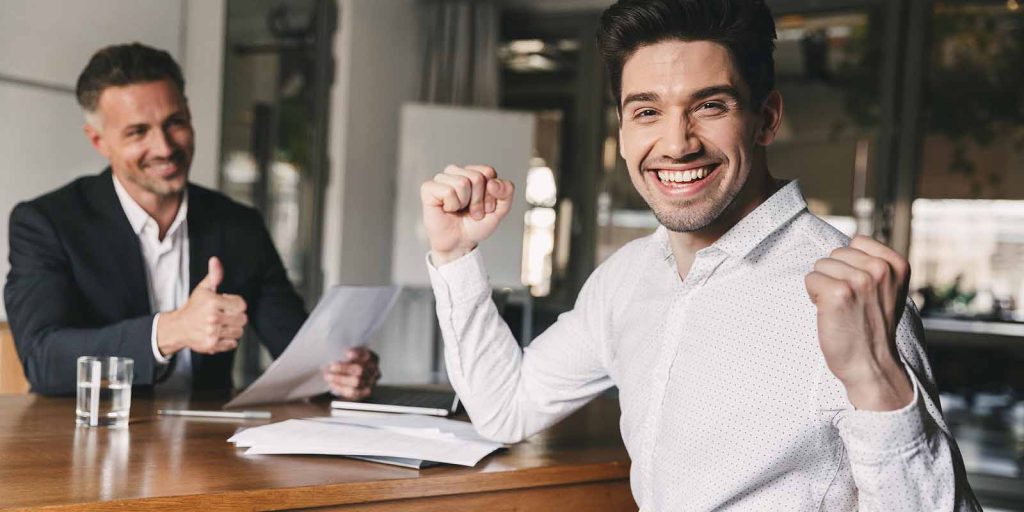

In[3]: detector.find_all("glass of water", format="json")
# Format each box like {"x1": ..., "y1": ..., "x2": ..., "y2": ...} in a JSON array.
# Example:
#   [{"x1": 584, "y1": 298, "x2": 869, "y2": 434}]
[{"x1": 76, "y1": 356, "x2": 133, "y2": 428}]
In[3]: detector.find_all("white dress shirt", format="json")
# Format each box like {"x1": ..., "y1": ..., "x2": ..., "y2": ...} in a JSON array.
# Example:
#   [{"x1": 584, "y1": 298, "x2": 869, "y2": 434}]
[
  {"x1": 427, "y1": 181, "x2": 979, "y2": 511},
  {"x1": 112, "y1": 175, "x2": 192, "y2": 389}
]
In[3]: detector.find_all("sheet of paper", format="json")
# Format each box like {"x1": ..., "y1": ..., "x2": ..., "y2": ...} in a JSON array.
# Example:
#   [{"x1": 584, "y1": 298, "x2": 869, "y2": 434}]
[
  {"x1": 225, "y1": 286, "x2": 400, "y2": 408},
  {"x1": 229, "y1": 419, "x2": 502, "y2": 467},
  {"x1": 316, "y1": 410, "x2": 496, "y2": 444}
]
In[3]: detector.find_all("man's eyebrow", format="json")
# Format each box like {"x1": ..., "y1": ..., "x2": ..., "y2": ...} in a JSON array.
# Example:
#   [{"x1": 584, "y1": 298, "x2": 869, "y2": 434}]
[
  {"x1": 121, "y1": 123, "x2": 148, "y2": 134},
  {"x1": 691, "y1": 85, "x2": 743, "y2": 103},
  {"x1": 621, "y1": 91, "x2": 660, "y2": 108}
]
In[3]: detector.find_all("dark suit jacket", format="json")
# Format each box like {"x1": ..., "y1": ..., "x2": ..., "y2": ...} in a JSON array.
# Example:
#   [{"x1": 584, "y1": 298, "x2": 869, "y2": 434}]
[{"x1": 4, "y1": 169, "x2": 307, "y2": 395}]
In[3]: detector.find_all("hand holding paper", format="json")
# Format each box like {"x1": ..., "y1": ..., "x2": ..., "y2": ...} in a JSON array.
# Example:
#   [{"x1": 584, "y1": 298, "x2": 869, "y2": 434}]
[
  {"x1": 225, "y1": 286, "x2": 399, "y2": 409},
  {"x1": 324, "y1": 347, "x2": 381, "y2": 400}
]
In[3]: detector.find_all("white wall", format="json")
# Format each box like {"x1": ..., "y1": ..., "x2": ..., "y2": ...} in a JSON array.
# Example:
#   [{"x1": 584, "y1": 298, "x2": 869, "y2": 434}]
[
  {"x1": 181, "y1": 0, "x2": 227, "y2": 190},
  {"x1": 323, "y1": 0, "x2": 422, "y2": 287},
  {"x1": 0, "y1": 0, "x2": 225, "y2": 320}
]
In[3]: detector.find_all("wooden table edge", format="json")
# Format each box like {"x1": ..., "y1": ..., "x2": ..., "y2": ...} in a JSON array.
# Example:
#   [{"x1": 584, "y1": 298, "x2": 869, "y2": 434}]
[{"x1": 9, "y1": 460, "x2": 632, "y2": 511}]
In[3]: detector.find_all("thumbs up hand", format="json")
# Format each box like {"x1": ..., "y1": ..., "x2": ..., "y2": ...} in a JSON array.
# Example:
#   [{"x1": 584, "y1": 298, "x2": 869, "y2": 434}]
[{"x1": 156, "y1": 257, "x2": 249, "y2": 357}]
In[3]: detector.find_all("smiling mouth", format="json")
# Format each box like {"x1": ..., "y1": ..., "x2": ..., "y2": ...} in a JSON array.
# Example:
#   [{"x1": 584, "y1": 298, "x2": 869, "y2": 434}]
[
  {"x1": 144, "y1": 156, "x2": 186, "y2": 174},
  {"x1": 652, "y1": 163, "x2": 718, "y2": 184}
]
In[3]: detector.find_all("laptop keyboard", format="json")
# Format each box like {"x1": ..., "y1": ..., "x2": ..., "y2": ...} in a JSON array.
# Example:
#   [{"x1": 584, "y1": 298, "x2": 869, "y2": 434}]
[{"x1": 367, "y1": 388, "x2": 457, "y2": 410}]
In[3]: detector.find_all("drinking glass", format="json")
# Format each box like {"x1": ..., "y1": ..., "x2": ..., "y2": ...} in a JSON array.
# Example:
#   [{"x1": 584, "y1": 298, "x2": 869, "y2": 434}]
[{"x1": 76, "y1": 356, "x2": 133, "y2": 428}]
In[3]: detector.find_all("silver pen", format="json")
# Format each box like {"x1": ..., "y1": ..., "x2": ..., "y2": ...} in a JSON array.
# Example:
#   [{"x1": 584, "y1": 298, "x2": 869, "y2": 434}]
[{"x1": 157, "y1": 409, "x2": 272, "y2": 420}]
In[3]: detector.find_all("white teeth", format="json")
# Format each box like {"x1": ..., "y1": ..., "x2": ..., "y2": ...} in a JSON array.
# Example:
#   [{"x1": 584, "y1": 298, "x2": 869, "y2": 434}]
[
  {"x1": 657, "y1": 165, "x2": 715, "y2": 184},
  {"x1": 658, "y1": 170, "x2": 684, "y2": 182}
]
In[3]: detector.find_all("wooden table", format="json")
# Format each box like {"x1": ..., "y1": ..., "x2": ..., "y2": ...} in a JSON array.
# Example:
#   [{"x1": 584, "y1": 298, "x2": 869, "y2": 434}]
[{"x1": 0, "y1": 392, "x2": 635, "y2": 511}]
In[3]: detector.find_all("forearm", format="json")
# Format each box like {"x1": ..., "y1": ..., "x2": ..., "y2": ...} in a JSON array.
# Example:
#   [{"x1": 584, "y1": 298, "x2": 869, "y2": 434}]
[
  {"x1": 429, "y1": 250, "x2": 610, "y2": 443},
  {"x1": 14, "y1": 317, "x2": 157, "y2": 395},
  {"x1": 839, "y1": 372, "x2": 981, "y2": 511},
  {"x1": 250, "y1": 288, "x2": 306, "y2": 359},
  {"x1": 431, "y1": 251, "x2": 538, "y2": 443},
  {"x1": 248, "y1": 214, "x2": 308, "y2": 359}
]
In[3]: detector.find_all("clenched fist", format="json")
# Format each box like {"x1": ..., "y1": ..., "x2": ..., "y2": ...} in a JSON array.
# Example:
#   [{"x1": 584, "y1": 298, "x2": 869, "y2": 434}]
[
  {"x1": 420, "y1": 165, "x2": 515, "y2": 266},
  {"x1": 805, "y1": 235, "x2": 914, "y2": 411},
  {"x1": 156, "y1": 256, "x2": 248, "y2": 357}
]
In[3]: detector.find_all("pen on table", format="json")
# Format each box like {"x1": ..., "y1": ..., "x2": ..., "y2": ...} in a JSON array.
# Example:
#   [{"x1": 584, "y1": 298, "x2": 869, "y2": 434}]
[{"x1": 157, "y1": 409, "x2": 272, "y2": 420}]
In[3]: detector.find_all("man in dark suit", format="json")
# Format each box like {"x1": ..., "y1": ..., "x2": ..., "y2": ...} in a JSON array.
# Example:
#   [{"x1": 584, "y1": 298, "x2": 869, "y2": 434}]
[{"x1": 4, "y1": 43, "x2": 380, "y2": 397}]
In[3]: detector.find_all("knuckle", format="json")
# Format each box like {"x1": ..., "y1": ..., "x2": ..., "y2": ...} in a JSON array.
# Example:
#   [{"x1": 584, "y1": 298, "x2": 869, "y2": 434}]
[
  {"x1": 469, "y1": 164, "x2": 496, "y2": 176},
  {"x1": 850, "y1": 270, "x2": 872, "y2": 290},
  {"x1": 823, "y1": 282, "x2": 856, "y2": 305},
  {"x1": 867, "y1": 259, "x2": 890, "y2": 282},
  {"x1": 813, "y1": 259, "x2": 827, "y2": 273},
  {"x1": 830, "y1": 283, "x2": 854, "y2": 303},
  {"x1": 893, "y1": 258, "x2": 910, "y2": 278}
]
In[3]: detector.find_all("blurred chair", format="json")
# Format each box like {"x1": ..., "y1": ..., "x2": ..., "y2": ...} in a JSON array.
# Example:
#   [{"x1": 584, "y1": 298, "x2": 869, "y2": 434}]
[{"x1": 0, "y1": 322, "x2": 29, "y2": 394}]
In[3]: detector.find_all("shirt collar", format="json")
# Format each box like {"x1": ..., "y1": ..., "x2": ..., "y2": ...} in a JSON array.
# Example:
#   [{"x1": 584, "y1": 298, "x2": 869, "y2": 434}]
[
  {"x1": 652, "y1": 180, "x2": 808, "y2": 261},
  {"x1": 712, "y1": 180, "x2": 806, "y2": 259},
  {"x1": 112, "y1": 173, "x2": 188, "y2": 238}
]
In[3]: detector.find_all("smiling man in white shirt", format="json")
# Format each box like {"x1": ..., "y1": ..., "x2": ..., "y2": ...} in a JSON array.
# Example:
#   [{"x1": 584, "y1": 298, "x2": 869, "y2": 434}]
[{"x1": 418, "y1": 0, "x2": 979, "y2": 510}]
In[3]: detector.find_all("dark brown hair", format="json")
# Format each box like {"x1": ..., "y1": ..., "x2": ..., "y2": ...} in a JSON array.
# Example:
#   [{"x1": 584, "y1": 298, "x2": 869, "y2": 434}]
[
  {"x1": 596, "y1": 0, "x2": 777, "y2": 110},
  {"x1": 75, "y1": 43, "x2": 185, "y2": 112}
]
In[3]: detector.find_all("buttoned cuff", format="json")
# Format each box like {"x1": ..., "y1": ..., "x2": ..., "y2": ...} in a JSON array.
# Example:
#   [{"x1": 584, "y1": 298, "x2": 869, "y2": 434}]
[
  {"x1": 836, "y1": 367, "x2": 930, "y2": 463},
  {"x1": 151, "y1": 313, "x2": 171, "y2": 364},
  {"x1": 425, "y1": 249, "x2": 492, "y2": 306}
]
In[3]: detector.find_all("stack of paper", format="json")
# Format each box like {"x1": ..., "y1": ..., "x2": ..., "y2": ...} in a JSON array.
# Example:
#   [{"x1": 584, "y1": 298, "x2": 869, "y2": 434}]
[{"x1": 228, "y1": 412, "x2": 504, "y2": 468}]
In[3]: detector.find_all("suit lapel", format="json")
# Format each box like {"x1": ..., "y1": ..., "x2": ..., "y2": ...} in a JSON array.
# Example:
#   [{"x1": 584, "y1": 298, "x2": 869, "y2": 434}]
[
  {"x1": 186, "y1": 185, "x2": 223, "y2": 380},
  {"x1": 88, "y1": 169, "x2": 150, "y2": 317}
]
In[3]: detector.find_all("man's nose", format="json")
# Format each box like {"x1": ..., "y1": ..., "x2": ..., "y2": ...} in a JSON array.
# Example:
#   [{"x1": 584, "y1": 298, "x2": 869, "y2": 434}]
[
  {"x1": 147, "y1": 128, "x2": 176, "y2": 157},
  {"x1": 662, "y1": 115, "x2": 702, "y2": 160}
]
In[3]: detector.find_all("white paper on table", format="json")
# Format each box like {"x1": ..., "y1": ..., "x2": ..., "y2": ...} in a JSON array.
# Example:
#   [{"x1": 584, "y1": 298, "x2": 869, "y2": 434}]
[
  {"x1": 313, "y1": 410, "x2": 498, "y2": 445},
  {"x1": 229, "y1": 419, "x2": 503, "y2": 467},
  {"x1": 225, "y1": 286, "x2": 400, "y2": 409}
]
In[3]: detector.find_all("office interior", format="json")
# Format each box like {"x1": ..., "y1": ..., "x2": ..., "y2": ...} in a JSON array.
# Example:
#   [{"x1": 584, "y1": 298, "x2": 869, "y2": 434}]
[{"x1": 0, "y1": 0, "x2": 1022, "y2": 509}]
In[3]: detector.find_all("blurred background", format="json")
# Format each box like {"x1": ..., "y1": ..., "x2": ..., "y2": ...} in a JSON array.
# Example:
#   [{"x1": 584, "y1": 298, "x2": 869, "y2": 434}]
[{"x1": 0, "y1": 0, "x2": 1021, "y2": 508}]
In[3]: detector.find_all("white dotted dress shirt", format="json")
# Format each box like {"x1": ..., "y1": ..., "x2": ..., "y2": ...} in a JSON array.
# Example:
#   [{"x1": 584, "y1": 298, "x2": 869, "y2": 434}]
[
  {"x1": 112, "y1": 175, "x2": 192, "y2": 390},
  {"x1": 427, "y1": 181, "x2": 979, "y2": 511}
]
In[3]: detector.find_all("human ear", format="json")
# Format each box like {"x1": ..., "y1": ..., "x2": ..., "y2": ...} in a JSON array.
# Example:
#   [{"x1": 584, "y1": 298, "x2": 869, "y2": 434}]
[
  {"x1": 83, "y1": 121, "x2": 111, "y2": 159},
  {"x1": 755, "y1": 90, "x2": 783, "y2": 146}
]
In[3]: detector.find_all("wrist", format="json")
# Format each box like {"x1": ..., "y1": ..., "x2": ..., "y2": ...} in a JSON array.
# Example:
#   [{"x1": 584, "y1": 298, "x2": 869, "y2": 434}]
[
  {"x1": 430, "y1": 244, "x2": 476, "y2": 267},
  {"x1": 841, "y1": 361, "x2": 914, "y2": 412},
  {"x1": 155, "y1": 310, "x2": 184, "y2": 357}
]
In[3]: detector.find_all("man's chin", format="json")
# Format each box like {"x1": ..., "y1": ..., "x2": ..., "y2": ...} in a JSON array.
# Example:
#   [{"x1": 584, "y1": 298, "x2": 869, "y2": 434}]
[
  {"x1": 654, "y1": 210, "x2": 716, "y2": 233},
  {"x1": 648, "y1": 196, "x2": 726, "y2": 233},
  {"x1": 141, "y1": 175, "x2": 187, "y2": 198}
]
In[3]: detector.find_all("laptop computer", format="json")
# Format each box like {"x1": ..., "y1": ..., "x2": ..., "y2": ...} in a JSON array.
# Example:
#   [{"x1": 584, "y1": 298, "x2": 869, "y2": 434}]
[{"x1": 330, "y1": 386, "x2": 460, "y2": 417}]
